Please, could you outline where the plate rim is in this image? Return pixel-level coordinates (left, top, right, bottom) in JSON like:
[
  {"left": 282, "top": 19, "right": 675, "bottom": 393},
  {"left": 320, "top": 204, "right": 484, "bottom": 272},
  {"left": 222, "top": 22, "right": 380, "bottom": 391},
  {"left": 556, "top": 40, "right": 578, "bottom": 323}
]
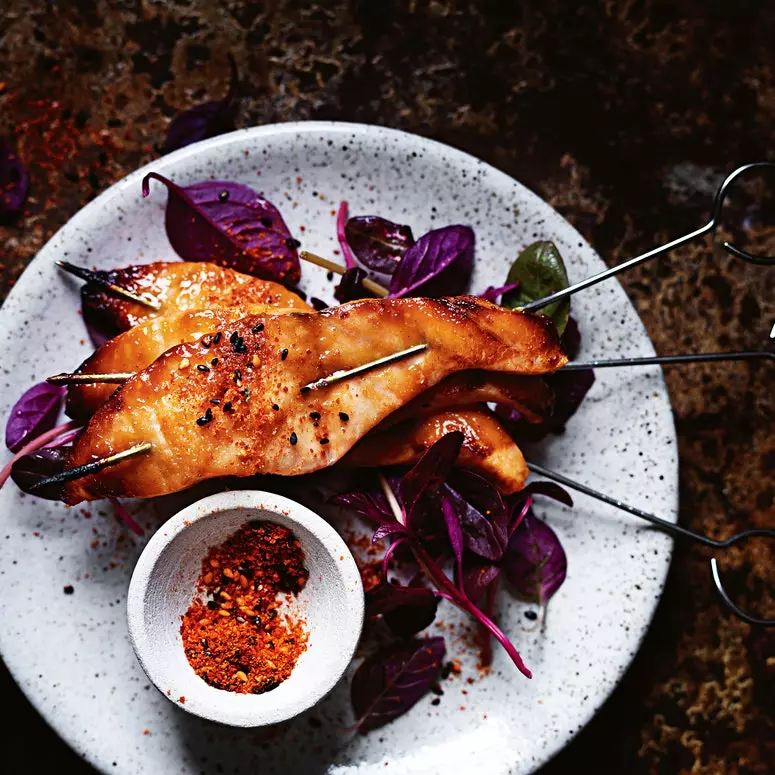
[{"left": 0, "top": 120, "right": 678, "bottom": 774}]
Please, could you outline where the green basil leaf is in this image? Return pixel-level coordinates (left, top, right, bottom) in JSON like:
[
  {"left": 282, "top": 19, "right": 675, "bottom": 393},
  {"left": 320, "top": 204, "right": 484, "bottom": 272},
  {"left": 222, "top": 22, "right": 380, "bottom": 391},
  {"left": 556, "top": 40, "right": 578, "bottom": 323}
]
[{"left": 502, "top": 241, "right": 570, "bottom": 334}]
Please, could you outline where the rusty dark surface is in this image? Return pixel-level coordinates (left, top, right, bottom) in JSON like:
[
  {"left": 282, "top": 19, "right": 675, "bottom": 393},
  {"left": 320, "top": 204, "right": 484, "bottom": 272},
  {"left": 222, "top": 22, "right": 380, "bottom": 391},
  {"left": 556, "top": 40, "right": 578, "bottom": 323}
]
[{"left": 1, "top": 1, "right": 774, "bottom": 773}]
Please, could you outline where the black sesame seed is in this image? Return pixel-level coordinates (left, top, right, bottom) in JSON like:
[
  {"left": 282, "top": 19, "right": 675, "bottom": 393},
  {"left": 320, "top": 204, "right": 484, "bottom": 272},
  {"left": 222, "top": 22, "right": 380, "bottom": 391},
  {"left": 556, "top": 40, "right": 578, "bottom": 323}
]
[
  {"left": 63, "top": 585, "right": 74, "bottom": 595},
  {"left": 524, "top": 610, "right": 538, "bottom": 621},
  {"left": 285, "top": 237, "right": 301, "bottom": 249},
  {"left": 233, "top": 339, "right": 247, "bottom": 353},
  {"left": 272, "top": 403, "right": 279, "bottom": 411},
  {"left": 197, "top": 364, "right": 210, "bottom": 372},
  {"left": 260, "top": 216, "right": 272, "bottom": 228},
  {"left": 320, "top": 437, "right": 329, "bottom": 445},
  {"left": 300, "top": 385, "right": 311, "bottom": 394},
  {"left": 339, "top": 412, "right": 349, "bottom": 422},
  {"left": 223, "top": 401, "right": 233, "bottom": 412},
  {"left": 251, "top": 323, "right": 264, "bottom": 333},
  {"left": 281, "top": 348, "right": 289, "bottom": 360},
  {"left": 213, "top": 332, "right": 222, "bottom": 344},
  {"left": 210, "top": 399, "right": 220, "bottom": 405},
  {"left": 233, "top": 369, "right": 242, "bottom": 382},
  {"left": 211, "top": 358, "right": 219, "bottom": 366},
  {"left": 230, "top": 331, "right": 239, "bottom": 344},
  {"left": 201, "top": 335, "right": 212, "bottom": 348},
  {"left": 196, "top": 408, "right": 213, "bottom": 426},
  {"left": 218, "top": 190, "right": 230, "bottom": 202},
  {"left": 326, "top": 271, "right": 334, "bottom": 281},
  {"left": 309, "top": 411, "right": 320, "bottom": 420},
  {"left": 207, "top": 600, "right": 219, "bottom": 610},
  {"left": 431, "top": 698, "right": 441, "bottom": 706},
  {"left": 289, "top": 432, "right": 298, "bottom": 445}
]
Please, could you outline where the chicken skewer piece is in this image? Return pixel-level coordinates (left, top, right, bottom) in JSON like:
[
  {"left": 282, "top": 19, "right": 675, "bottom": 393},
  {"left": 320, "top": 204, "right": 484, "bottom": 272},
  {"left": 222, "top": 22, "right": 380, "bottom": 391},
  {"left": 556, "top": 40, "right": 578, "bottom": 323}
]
[
  {"left": 78, "top": 261, "right": 309, "bottom": 336},
  {"left": 344, "top": 407, "right": 528, "bottom": 494},
  {"left": 61, "top": 297, "right": 566, "bottom": 503},
  {"left": 63, "top": 304, "right": 298, "bottom": 422}
]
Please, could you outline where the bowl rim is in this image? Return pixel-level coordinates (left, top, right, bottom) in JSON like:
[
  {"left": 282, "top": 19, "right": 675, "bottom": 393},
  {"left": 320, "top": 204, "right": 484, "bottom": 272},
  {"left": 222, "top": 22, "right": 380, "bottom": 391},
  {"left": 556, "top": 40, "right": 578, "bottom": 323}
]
[{"left": 126, "top": 489, "right": 365, "bottom": 727}]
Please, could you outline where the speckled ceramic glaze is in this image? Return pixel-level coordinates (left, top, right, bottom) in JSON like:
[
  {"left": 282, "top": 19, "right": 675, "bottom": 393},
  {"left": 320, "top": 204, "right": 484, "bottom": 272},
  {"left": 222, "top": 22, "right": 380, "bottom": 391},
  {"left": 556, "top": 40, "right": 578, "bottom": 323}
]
[
  {"left": 127, "top": 491, "right": 365, "bottom": 728},
  {"left": 0, "top": 123, "right": 677, "bottom": 774}
]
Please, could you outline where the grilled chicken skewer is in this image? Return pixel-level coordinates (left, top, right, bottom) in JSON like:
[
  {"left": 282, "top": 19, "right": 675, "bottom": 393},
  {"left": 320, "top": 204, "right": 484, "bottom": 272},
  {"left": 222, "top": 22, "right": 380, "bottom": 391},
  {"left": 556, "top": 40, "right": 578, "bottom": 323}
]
[
  {"left": 80, "top": 261, "right": 309, "bottom": 336},
  {"left": 62, "top": 297, "right": 566, "bottom": 504},
  {"left": 344, "top": 407, "right": 528, "bottom": 494},
  {"left": 65, "top": 304, "right": 298, "bottom": 421}
]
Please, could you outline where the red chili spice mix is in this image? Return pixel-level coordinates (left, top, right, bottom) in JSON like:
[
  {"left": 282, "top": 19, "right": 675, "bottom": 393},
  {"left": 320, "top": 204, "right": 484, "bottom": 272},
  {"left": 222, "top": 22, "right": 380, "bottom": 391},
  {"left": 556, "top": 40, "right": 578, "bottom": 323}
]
[{"left": 180, "top": 519, "right": 309, "bottom": 694}]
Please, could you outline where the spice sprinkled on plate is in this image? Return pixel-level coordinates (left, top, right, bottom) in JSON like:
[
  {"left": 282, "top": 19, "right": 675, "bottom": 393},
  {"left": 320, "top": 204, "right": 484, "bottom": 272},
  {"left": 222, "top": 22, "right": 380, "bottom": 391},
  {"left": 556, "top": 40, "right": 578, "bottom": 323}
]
[{"left": 180, "top": 520, "right": 308, "bottom": 694}]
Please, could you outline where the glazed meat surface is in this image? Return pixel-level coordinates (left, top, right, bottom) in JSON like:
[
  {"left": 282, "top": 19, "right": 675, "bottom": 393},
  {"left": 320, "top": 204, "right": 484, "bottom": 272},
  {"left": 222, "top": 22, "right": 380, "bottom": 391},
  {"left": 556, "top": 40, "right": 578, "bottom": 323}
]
[
  {"left": 381, "top": 370, "right": 553, "bottom": 428},
  {"left": 343, "top": 407, "right": 528, "bottom": 494},
  {"left": 64, "top": 296, "right": 566, "bottom": 503},
  {"left": 66, "top": 304, "right": 296, "bottom": 421},
  {"left": 81, "top": 261, "right": 309, "bottom": 334}
]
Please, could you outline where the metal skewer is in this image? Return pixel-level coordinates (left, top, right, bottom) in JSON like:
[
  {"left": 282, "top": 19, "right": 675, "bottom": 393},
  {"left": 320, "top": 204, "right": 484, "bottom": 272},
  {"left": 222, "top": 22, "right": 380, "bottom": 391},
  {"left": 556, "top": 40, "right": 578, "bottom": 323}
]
[
  {"left": 56, "top": 261, "right": 162, "bottom": 310},
  {"left": 47, "top": 372, "right": 135, "bottom": 385},
  {"left": 300, "top": 343, "right": 428, "bottom": 392},
  {"left": 29, "top": 442, "right": 153, "bottom": 493},
  {"left": 521, "top": 162, "right": 775, "bottom": 312},
  {"left": 560, "top": 350, "right": 774, "bottom": 371},
  {"left": 527, "top": 461, "right": 775, "bottom": 626}
]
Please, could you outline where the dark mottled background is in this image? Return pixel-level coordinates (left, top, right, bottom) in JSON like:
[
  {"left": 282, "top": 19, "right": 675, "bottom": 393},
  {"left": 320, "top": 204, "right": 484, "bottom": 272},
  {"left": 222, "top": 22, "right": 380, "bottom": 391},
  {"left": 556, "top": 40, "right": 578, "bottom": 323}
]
[{"left": 1, "top": 1, "right": 774, "bottom": 773}]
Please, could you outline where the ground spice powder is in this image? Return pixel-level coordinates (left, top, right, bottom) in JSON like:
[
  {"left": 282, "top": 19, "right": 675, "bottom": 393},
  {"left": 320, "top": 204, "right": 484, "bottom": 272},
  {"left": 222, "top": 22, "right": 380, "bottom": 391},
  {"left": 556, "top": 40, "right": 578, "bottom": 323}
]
[{"left": 180, "top": 520, "right": 309, "bottom": 694}]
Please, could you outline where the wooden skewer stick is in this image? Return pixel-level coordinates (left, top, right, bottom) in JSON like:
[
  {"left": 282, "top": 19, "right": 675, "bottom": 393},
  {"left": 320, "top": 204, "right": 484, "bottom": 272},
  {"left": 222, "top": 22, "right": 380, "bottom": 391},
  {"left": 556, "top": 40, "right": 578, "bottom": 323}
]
[
  {"left": 300, "top": 343, "right": 428, "bottom": 393},
  {"left": 47, "top": 372, "right": 135, "bottom": 385},
  {"left": 29, "top": 442, "right": 154, "bottom": 492},
  {"left": 56, "top": 261, "right": 162, "bottom": 310},
  {"left": 299, "top": 251, "right": 389, "bottom": 298}
]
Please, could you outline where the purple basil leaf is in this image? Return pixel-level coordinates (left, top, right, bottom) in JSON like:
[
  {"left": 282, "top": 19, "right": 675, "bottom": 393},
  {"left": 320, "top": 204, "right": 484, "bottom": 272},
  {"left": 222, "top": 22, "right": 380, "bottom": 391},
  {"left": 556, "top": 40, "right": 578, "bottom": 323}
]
[
  {"left": 522, "top": 481, "right": 574, "bottom": 507},
  {"left": 5, "top": 382, "right": 66, "bottom": 452},
  {"left": 462, "top": 557, "right": 501, "bottom": 603},
  {"left": 503, "top": 513, "right": 567, "bottom": 604},
  {"left": 366, "top": 581, "right": 440, "bottom": 637},
  {"left": 10, "top": 445, "right": 70, "bottom": 501},
  {"left": 0, "top": 138, "right": 29, "bottom": 216},
  {"left": 351, "top": 637, "right": 446, "bottom": 732},
  {"left": 388, "top": 225, "right": 474, "bottom": 298},
  {"left": 397, "top": 431, "right": 463, "bottom": 530},
  {"left": 345, "top": 215, "right": 415, "bottom": 275},
  {"left": 164, "top": 55, "right": 239, "bottom": 153},
  {"left": 330, "top": 491, "right": 393, "bottom": 525},
  {"left": 373, "top": 522, "right": 408, "bottom": 543},
  {"left": 441, "top": 496, "right": 464, "bottom": 585},
  {"left": 479, "top": 282, "right": 518, "bottom": 303},
  {"left": 560, "top": 316, "right": 582, "bottom": 360},
  {"left": 333, "top": 266, "right": 375, "bottom": 303},
  {"left": 142, "top": 172, "right": 301, "bottom": 286},
  {"left": 443, "top": 469, "right": 509, "bottom": 561}
]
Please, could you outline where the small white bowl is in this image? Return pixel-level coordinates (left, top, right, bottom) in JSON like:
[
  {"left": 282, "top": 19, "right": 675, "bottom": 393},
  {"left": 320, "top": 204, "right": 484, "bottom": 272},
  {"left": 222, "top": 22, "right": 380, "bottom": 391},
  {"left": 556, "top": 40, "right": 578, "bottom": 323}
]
[{"left": 127, "top": 490, "right": 364, "bottom": 727}]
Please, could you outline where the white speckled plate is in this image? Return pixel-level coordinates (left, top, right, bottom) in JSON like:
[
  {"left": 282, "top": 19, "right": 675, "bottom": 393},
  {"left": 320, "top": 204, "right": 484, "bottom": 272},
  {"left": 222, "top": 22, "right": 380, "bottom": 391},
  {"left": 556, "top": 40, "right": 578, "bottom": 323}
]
[{"left": 0, "top": 123, "right": 677, "bottom": 775}]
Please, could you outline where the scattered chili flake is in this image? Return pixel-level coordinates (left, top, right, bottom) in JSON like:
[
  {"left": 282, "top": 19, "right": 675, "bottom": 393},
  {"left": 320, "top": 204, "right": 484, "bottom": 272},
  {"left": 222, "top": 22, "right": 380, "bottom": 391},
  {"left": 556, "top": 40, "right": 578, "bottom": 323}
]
[
  {"left": 213, "top": 332, "right": 222, "bottom": 345},
  {"left": 197, "top": 364, "right": 210, "bottom": 373},
  {"left": 179, "top": 696, "right": 186, "bottom": 704},
  {"left": 180, "top": 520, "right": 309, "bottom": 694},
  {"left": 339, "top": 412, "right": 349, "bottom": 422},
  {"left": 196, "top": 408, "right": 214, "bottom": 426},
  {"left": 252, "top": 323, "right": 264, "bottom": 333},
  {"left": 289, "top": 432, "right": 298, "bottom": 445},
  {"left": 309, "top": 411, "right": 320, "bottom": 420},
  {"left": 63, "top": 585, "right": 74, "bottom": 595},
  {"left": 281, "top": 348, "right": 289, "bottom": 361}
]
